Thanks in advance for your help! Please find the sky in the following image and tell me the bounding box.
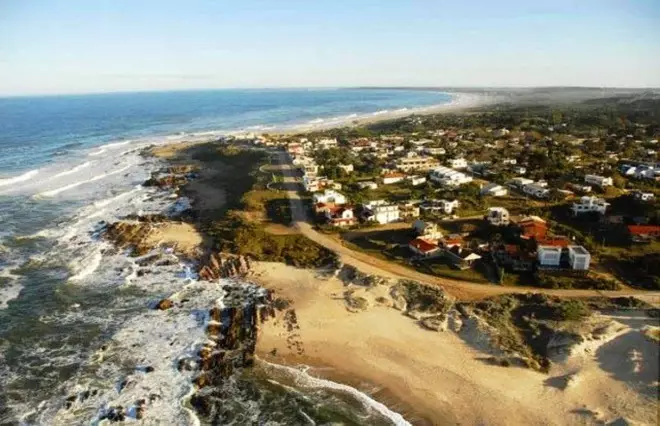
[1,0,659,96]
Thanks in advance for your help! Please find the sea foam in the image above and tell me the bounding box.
[0,169,39,188]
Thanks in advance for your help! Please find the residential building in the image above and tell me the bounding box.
[584,174,613,187]
[409,238,441,258]
[493,128,510,137]
[286,143,304,156]
[519,216,548,240]
[510,177,534,188]
[412,220,443,240]
[325,206,356,227]
[357,181,378,190]
[522,183,550,199]
[313,190,347,205]
[399,203,420,220]
[513,166,527,175]
[382,173,406,185]
[481,183,508,197]
[568,246,591,270]
[538,246,562,267]
[448,157,468,169]
[444,246,481,269]
[409,175,427,186]
[627,225,660,241]
[486,207,510,226]
[632,191,655,202]
[317,138,338,150]
[429,166,473,187]
[571,196,609,216]
[502,158,517,165]
[338,164,354,174]
[364,202,400,224]
[423,147,446,156]
[395,156,440,172]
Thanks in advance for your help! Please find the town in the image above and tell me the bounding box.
[248,99,660,290]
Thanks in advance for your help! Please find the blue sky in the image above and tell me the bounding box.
[1,0,659,95]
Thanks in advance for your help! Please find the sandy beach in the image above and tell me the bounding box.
[253,262,659,426]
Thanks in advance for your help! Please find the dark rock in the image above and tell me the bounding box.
[101,406,126,422]
[144,366,154,373]
[155,299,174,310]
[65,395,76,409]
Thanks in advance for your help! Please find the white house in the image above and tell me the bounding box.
[513,166,527,175]
[568,245,590,270]
[423,147,446,156]
[438,199,460,214]
[317,138,338,150]
[511,177,534,188]
[325,207,356,227]
[584,174,613,187]
[494,128,510,137]
[523,183,550,199]
[502,158,517,165]
[571,196,609,216]
[409,175,427,186]
[313,190,347,205]
[486,207,510,226]
[382,173,406,185]
[538,246,562,267]
[481,183,508,197]
[357,181,378,190]
[395,156,440,172]
[429,166,472,187]
[633,191,655,202]
[370,204,400,224]
[338,164,354,174]
[448,158,468,169]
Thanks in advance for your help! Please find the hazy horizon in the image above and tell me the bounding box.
[2,0,659,96]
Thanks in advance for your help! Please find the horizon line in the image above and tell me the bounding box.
[1,85,660,99]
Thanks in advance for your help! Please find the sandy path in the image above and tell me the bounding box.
[254,262,660,426]
[274,153,660,304]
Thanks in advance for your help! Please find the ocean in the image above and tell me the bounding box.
[0,88,451,425]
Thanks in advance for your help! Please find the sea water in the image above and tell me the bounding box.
[0,89,449,425]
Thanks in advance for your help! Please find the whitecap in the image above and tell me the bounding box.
[36,163,133,198]
[68,247,105,282]
[52,161,93,179]
[0,169,39,188]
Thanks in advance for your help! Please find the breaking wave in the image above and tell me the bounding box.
[0,169,39,188]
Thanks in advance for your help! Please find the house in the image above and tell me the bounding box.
[522,183,550,199]
[382,173,406,185]
[502,158,517,165]
[538,245,562,267]
[571,196,609,216]
[399,203,420,219]
[448,158,468,169]
[584,174,613,187]
[304,176,337,192]
[444,246,482,269]
[513,166,527,175]
[438,199,459,214]
[486,207,510,226]
[569,184,592,194]
[412,220,443,240]
[480,183,508,197]
[357,181,378,190]
[409,238,441,258]
[568,246,590,270]
[443,234,464,249]
[325,206,356,227]
[395,156,440,172]
[423,147,446,156]
[493,128,510,138]
[366,203,400,224]
[519,216,548,240]
[429,166,472,187]
[313,189,347,205]
[510,177,534,188]
[632,191,655,202]
[537,236,571,248]
[338,164,354,174]
[627,225,660,241]
[409,175,427,186]
[286,143,305,156]
[317,138,338,150]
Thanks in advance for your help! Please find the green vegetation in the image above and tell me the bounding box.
[535,273,619,291]
[180,143,337,268]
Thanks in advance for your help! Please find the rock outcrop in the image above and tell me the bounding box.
[104,221,154,256]
[198,253,251,281]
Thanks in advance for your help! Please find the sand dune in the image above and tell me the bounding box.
[253,262,660,426]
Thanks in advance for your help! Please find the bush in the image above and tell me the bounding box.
[553,300,591,321]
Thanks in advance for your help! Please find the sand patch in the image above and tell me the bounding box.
[145,222,208,256]
[253,262,660,426]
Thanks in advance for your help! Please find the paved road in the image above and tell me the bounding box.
[274,153,660,304]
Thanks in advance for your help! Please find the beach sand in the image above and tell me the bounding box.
[253,262,659,426]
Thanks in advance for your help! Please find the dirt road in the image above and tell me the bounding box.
[275,152,660,303]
